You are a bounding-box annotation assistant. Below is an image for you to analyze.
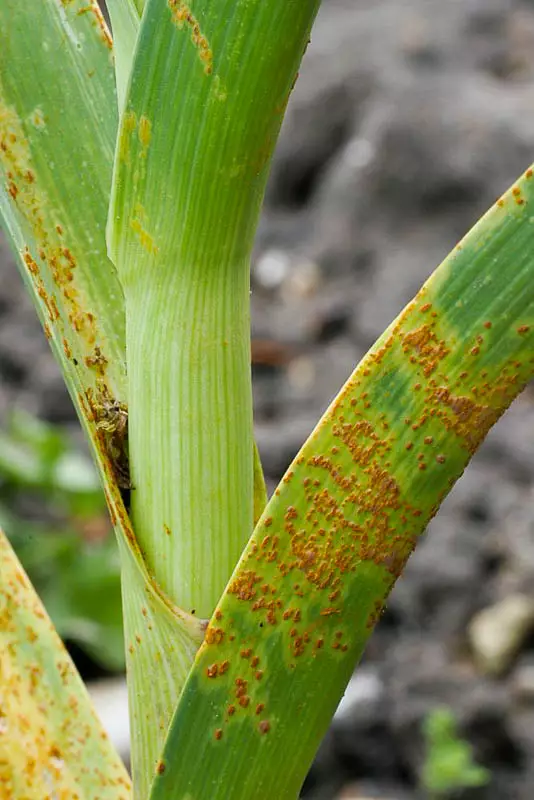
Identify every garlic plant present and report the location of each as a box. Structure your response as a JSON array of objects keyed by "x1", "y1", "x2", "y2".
[{"x1": 0, "y1": 2, "x2": 532, "y2": 799}]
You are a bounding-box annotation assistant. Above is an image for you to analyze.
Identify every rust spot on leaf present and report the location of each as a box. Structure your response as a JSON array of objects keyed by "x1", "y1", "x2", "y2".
[{"x1": 168, "y1": 2, "x2": 213, "y2": 75}]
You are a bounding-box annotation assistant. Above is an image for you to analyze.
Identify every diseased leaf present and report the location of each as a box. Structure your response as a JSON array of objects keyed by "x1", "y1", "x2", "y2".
[
  {"x1": 0, "y1": 7, "x2": 206, "y2": 795},
  {"x1": 0, "y1": 527, "x2": 131, "y2": 799},
  {"x1": 149, "y1": 167, "x2": 534, "y2": 800},
  {"x1": 0, "y1": 0, "x2": 126, "y2": 408}
]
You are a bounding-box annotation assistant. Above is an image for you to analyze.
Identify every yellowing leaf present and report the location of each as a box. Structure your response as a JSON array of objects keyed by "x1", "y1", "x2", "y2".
[{"x1": 0, "y1": 527, "x2": 131, "y2": 799}]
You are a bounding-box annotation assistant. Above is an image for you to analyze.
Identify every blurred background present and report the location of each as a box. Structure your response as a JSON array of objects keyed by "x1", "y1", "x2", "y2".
[{"x1": 1, "y1": 0, "x2": 534, "y2": 797}]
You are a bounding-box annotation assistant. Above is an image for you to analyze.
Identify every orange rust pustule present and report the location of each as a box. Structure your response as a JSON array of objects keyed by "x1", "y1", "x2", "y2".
[
  {"x1": 431, "y1": 387, "x2": 501, "y2": 454},
  {"x1": 85, "y1": 346, "x2": 108, "y2": 377},
  {"x1": 228, "y1": 570, "x2": 262, "y2": 601},
  {"x1": 77, "y1": 2, "x2": 113, "y2": 48},
  {"x1": 205, "y1": 625, "x2": 225, "y2": 645},
  {"x1": 401, "y1": 323, "x2": 450, "y2": 377},
  {"x1": 1, "y1": 108, "x2": 108, "y2": 365},
  {"x1": 168, "y1": 1, "x2": 213, "y2": 74}
]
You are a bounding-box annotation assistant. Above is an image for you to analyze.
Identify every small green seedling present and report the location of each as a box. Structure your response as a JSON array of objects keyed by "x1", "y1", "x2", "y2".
[{"x1": 422, "y1": 707, "x2": 491, "y2": 798}]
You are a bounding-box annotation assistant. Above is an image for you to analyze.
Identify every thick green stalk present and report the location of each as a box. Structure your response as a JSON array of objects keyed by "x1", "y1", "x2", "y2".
[
  {"x1": 107, "y1": 1, "x2": 320, "y2": 792},
  {"x1": 109, "y1": 0, "x2": 322, "y2": 619},
  {"x1": 126, "y1": 251, "x2": 251, "y2": 617}
]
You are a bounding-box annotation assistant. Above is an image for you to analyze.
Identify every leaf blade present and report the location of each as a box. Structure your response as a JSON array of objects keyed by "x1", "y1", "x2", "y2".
[
  {"x1": 0, "y1": 0, "x2": 126, "y2": 406},
  {"x1": 106, "y1": 0, "x2": 141, "y2": 109},
  {"x1": 0, "y1": 526, "x2": 131, "y2": 799}
]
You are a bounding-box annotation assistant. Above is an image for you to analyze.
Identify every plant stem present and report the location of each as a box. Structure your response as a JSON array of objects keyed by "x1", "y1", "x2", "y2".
[
  {"x1": 109, "y1": 0, "x2": 322, "y2": 620},
  {"x1": 108, "y1": 2, "x2": 322, "y2": 791},
  {"x1": 127, "y1": 251, "x2": 252, "y2": 617}
]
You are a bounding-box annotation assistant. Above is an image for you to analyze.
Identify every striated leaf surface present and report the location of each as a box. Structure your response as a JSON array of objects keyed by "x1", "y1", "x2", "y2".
[
  {"x1": 108, "y1": 0, "x2": 321, "y2": 620},
  {"x1": 106, "y1": 0, "x2": 141, "y2": 109},
  {"x1": 107, "y1": 1, "x2": 320, "y2": 793}
]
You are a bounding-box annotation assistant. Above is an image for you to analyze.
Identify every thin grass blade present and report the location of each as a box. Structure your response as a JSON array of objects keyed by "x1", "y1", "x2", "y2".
[{"x1": 149, "y1": 168, "x2": 534, "y2": 800}]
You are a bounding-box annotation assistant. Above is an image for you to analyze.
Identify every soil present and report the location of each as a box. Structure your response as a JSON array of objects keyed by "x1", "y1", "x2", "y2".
[{"x1": 1, "y1": 1, "x2": 534, "y2": 798}]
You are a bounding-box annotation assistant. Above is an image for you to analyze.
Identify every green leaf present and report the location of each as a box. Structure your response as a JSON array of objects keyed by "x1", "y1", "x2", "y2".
[
  {"x1": 149, "y1": 167, "x2": 534, "y2": 800},
  {"x1": 253, "y1": 440, "x2": 268, "y2": 527},
  {"x1": 422, "y1": 708, "x2": 490, "y2": 795},
  {"x1": 0, "y1": 526, "x2": 131, "y2": 798},
  {"x1": 106, "y1": 0, "x2": 141, "y2": 109},
  {"x1": 0, "y1": 7, "x2": 206, "y2": 791},
  {"x1": 0, "y1": 0, "x2": 126, "y2": 409}
]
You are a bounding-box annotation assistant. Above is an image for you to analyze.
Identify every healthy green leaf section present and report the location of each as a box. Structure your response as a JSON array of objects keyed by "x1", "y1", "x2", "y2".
[
  {"x1": 253, "y1": 440, "x2": 268, "y2": 527},
  {"x1": 150, "y1": 169, "x2": 534, "y2": 800},
  {"x1": 106, "y1": 0, "x2": 141, "y2": 109},
  {"x1": 0, "y1": 527, "x2": 131, "y2": 799},
  {"x1": 109, "y1": 0, "x2": 321, "y2": 619}
]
